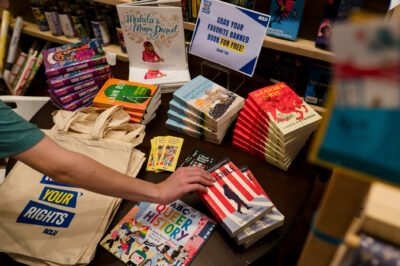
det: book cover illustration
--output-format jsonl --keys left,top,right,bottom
{"left": 248, "top": 82, "right": 321, "bottom": 137}
{"left": 156, "top": 136, "right": 184, "bottom": 172}
{"left": 203, "top": 158, "right": 273, "bottom": 236}
{"left": 173, "top": 76, "right": 244, "bottom": 131}
{"left": 235, "top": 166, "right": 284, "bottom": 247}
{"left": 43, "top": 40, "right": 106, "bottom": 78}
{"left": 146, "top": 138, "right": 157, "bottom": 171}
{"left": 47, "top": 64, "right": 111, "bottom": 89}
{"left": 117, "top": 3, "right": 191, "bottom": 86}
{"left": 304, "top": 65, "right": 331, "bottom": 107}
{"left": 93, "top": 78, "right": 160, "bottom": 113}
{"left": 155, "top": 136, "right": 167, "bottom": 171}
{"left": 180, "top": 148, "right": 217, "bottom": 170}
{"left": 267, "top": 0, "right": 306, "bottom": 41}
{"left": 100, "top": 200, "right": 216, "bottom": 265}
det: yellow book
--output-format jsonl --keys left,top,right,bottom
{"left": 155, "top": 136, "right": 184, "bottom": 172}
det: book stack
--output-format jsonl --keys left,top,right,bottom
{"left": 166, "top": 75, "right": 245, "bottom": 144}
{"left": 44, "top": 40, "right": 112, "bottom": 111}
{"left": 182, "top": 154, "right": 284, "bottom": 247}
{"left": 100, "top": 200, "right": 216, "bottom": 265}
{"left": 232, "top": 82, "right": 322, "bottom": 171}
{"left": 146, "top": 136, "right": 184, "bottom": 172}
{"left": 93, "top": 78, "right": 161, "bottom": 125}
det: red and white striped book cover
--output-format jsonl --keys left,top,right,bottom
{"left": 201, "top": 158, "right": 273, "bottom": 237}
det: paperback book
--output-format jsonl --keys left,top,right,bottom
{"left": 267, "top": 0, "right": 306, "bottom": 41}
{"left": 100, "top": 200, "right": 216, "bottom": 265}
{"left": 235, "top": 166, "right": 284, "bottom": 247}
{"left": 173, "top": 75, "right": 244, "bottom": 132}
{"left": 304, "top": 65, "right": 331, "bottom": 107}
{"left": 117, "top": 0, "right": 191, "bottom": 91}
{"left": 180, "top": 148, "right": 217, "bottom": 170}
{"left": 203, "top": 158, "right": 273, "bottom": 236}
{"left": 43, "top": 40, "right": 106, "bottom": 78}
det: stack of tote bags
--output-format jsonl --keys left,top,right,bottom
{"left": 0, "top": 105, "right": 147, "bottom": 265}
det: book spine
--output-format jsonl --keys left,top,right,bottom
{"left": 13, "top": 55, "right": 37, "bottom": 95}
{"left": 8, "top": 52, "right": 27, "bottom": 84}
{"left": 166, "top": 118, "right": 221, "bottom": 144}
{"left": 0, "top": 10, "right": 10, "bottom": 71}
{"left": 48, "top": 65, "right": 110, "bottom": 89}
{"left": 63, "top": 91, "right": 98, "bottom": 111}
{"left": 58, "top": 84, "right": 101, "bottom": 104}
{"left": 45, "top": 56, "right": 107, "bottom": 78}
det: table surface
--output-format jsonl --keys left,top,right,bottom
{"left": 0, "top": 58, "right": 318, "bottom": 266}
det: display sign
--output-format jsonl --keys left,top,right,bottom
{"left": 189, "top": 0, "right": 270, "bottom": 77}
{"left": 309, "top": 19, "right": 400, "bottom": 186}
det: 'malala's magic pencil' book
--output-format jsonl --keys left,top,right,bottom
{"left": 100, "top": 200, "right": 216, "bottom": 265}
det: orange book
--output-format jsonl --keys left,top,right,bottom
{"left": 93, "top": 78, "right": 160, "bottom": 113}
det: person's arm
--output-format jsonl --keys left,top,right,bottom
{"left": 13, "top": 136, "right": 214, "bottom": 204}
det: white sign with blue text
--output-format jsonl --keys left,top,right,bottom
{"left": 189, "top": 0, "right": 270, "bottom": 77}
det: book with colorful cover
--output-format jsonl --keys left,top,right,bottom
{"left": 93, "top": 78, "right": 160, "bottom": 113}
{"left": 117, "top": 1, "right": 191, "bottom": 89}
{"left": 235, "top": 166, "right": 284, "bottom": 247}
{"left": 248, "top": 82, "right": 321, "bottom": 139}
{"left": 155, "top": 136, "right": 184, "bottom": 172}
{"left": 304, "top": 65, "right": 331, "bottom": 107}
{"left": 43, "top": 40, "right": 106, "bottom": 78}
{"left": 146, "top": 138, "right": 157, "bottom": 171}
{"left": 100, "top": 200, "right": 216, "bottom": 265}
{"left": 180, "top": 148, "right": 217, "bottom": 170}
{"left": 52, "top": 72, "right": 111, "bottom": 97}
{"left": 202, "top": 158, "right": 273, "bottom": 236}
{"left": 267, "top": 0, "right": 306, "bottom": 41}
{"left": 173, "top": 75, "right": 244, "bottom": 132}
{"left": 47, "top": 64, "right": 111, "bottom": 89}
{"left": 58, "top": 84, "right": 100, "bottom": 105}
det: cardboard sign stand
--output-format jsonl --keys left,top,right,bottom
{"left": 200, "top": 60, "right": 246, "bottom": 92}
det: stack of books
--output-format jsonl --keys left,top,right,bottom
{"left": 146, "top": 135, "right": 184, "bottom": 172}
{"left": 181, "top": 150, "right": 284, "bottom": 247}
{"left": 166, "top": 75, "right": 245, "bottom": 144}
{"left": 93, "top": 78, "right": 161, "bottom": 125}
{"left": 44, "top": 40, "right": 112, "bottom": 111}
{"left": 232, "top": 82, "right": 322, "bottom": 171}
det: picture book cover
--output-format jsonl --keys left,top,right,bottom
{"left": 117, "top": 2, "right": 191, "bottom": 87}
{"left": 155, "top": 136, "right": 184, "bottom": 172}
{"left": 173, "top": 75, "right": 244, "bottom": 131}
{"left": 146, "top": 138, "right": 157, "bottom": 171}
{"left": 202, "top": 158, "right": 273, "bottom": 236}
{"left": 248, "top": 82, "right": 321, "bottom": 138}
{"left": 235, "top": 166, "right": 284, "bottom": 247}
{"left": 43, "top": 40, "right": 106, "bottom": 78}
{"left": 52, "top": 72, "right": 111, "bottom": 97}
{"left": 47, "top": 64, "right": 111, "bottom": 89}
{"left": 267, "top": 0, "right": 306, "bottom": 41}
{"left": 304, "top": 65, "right": 331, "bottom": 107}
{"left": 93, "top": 78, "right": 160, "bottom": 113}
{"left": 155, "top": 136, "right": 167, "bottom": 171}
{"left": 100, "top": 200, "right": 216, "bottom": 265}
{"left": 180, "top": 148, "right": 217, "bottom": 170}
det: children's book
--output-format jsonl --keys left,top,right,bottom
{"left": 235, "top": 166, "right": 284, "bottom": 247}
{"left": 100, "top": 200, "right": 216, "bottom": 265}
{"left": 203, "top": 158, "right": 273, "bottom": 237}
{"left": 173, "top": 75, "right": 244, "bottom": 132}
{"left": 58, "top": 84, "right": 100, "bottom": 105}
{"left": 93, "top": 78, "right": 160, "bottom": 113}
{"left": 304, "top": 65, "right": 331, "bottom": 107}
{"left": 180, "top": 148, "right": 217, "bottom": 170}
{"left": 43, "top": 40, "right": 106, "bottom": 78}
{"left": 117, "top": 0, "right": 191, "bottom": 90}
{"left": 267, "top": 0, "right": 306, "bottom": 41}
{"left": 155, "top": 136, "right": 184, "bottom": 172}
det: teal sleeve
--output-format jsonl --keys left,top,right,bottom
{"left": 0, "top": 100, "right": 45, "bottom": 158}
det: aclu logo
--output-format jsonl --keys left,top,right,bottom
{"left": 39, "top": 186, "right": 78, "bottom": 208}
{"left": 40, "top": 175, "right": 74, "bottom": 188}
{"left": 16, "top": 200, "right": 75, "bottom": 228}
{"left": 202, "top": 0, "right": 211, "bottom": 14}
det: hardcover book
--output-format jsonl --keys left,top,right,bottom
{"left": 47, "top": 64, "right": 111, "bottom": 89}
{"left": 173, "top": 75, "right": 244, "bottom": 132}
{"left": 202, "top": 158, "right": 273, "bottom": 236}
{"left": 93, "top": 78, "right": 161, "bottom": 113}
{"left": 267, "top": 0, "right": 306, "bottom": 41}
{"left": 43, "top": 40, "right": 106, "bottom": 78}
{"left": 304, "top": 65, "right": 331, "bottom": 107}
{"left": 100, "top": 200, "right": 216, "bottom": 265}
{"left": 117, "top": 1, "right": 191, "bottom": 90}
{"left": 235, "top": 166, "right": 284, "bottom": 247}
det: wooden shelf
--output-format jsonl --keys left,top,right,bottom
{"left": 184, "top": 22, "right": 334, "bottom": 62}
{"left": 16, "top": 20, "right": 129, "bottom": 62}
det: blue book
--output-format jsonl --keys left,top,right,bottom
{"left": 304, "top": 66, "right": 331, "bottom": 107}
{"left": 267, "top": 0, "right": 306, "bottom": 41}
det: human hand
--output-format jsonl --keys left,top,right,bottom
{"left": 156, "top": 167, "right": 215, "bottom": 204}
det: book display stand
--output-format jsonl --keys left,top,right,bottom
{"left": 200, "top": 60, "right": 246, "bottom": 92}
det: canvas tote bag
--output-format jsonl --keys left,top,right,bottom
{"left": 0, "top": 105, "right": 146, "bottom": 265}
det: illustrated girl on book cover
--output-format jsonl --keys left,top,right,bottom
{"left": 142, "top": 41, "right": 166, "bottom": 80}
